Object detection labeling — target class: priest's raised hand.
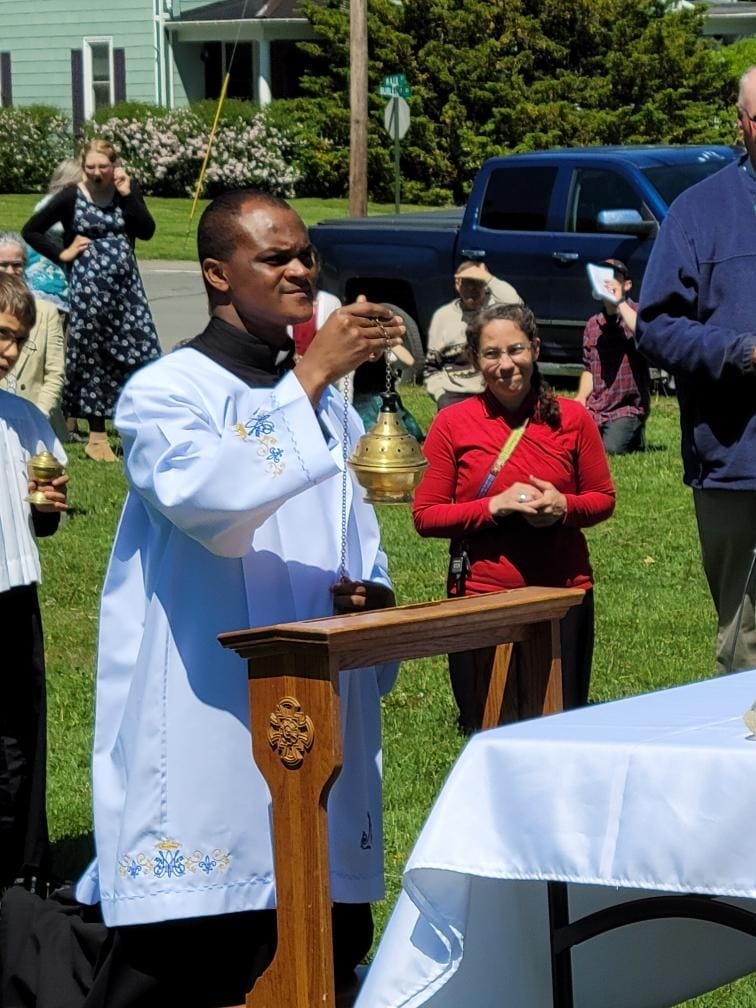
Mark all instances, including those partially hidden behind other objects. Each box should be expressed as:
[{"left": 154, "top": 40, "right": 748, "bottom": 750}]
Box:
[{"left": 295, "top": 299, "right": 406, "bottom": 406}]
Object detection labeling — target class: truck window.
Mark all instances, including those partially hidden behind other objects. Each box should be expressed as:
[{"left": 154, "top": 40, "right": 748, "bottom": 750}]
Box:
[
  {"left": 568, "top": 169, "right": 644, "bottom": 233},
  {"left": 479, "top": 166, "right": 557, "bottom": 231},
  {"left": 641, "top": 160, "right": 735, "bottom": 207}
]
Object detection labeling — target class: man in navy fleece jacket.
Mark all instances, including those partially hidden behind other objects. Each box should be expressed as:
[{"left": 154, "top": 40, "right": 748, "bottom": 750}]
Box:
[{"left": 637, "top": 68, "right": 756, "bottom": 676}]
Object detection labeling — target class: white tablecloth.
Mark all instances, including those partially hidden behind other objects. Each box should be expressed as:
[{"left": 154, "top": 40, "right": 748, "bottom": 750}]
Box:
[{"left": 358, "top": 671, "right": 756, "bottom": 1007}]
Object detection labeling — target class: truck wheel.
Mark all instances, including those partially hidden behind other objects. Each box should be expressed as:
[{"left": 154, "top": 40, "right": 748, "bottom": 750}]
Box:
[{"left": 381, "top": 302, "right": 425, "bottom": 385}]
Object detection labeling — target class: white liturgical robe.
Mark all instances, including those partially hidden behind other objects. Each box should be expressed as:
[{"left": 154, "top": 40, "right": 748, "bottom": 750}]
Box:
[
  {"left": 76, "top": 349, "right": 397, "bottom": 927},
  {"left": 0, "top": 388, "right": 66, "bottom": 592}
]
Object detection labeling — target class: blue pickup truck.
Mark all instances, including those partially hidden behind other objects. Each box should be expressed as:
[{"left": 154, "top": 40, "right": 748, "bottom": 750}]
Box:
[{"left": 310, "top": 145, "right": 738, "bottom": 373}]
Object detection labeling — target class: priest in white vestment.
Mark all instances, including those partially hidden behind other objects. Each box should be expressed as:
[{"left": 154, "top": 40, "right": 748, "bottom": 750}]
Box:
[{"left": 74, "top": 190, "right": 407, "bottom": 1007}]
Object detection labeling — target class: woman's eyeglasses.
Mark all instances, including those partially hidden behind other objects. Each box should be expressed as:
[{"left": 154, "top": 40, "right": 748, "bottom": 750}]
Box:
[
  {"left": 0, "top": 329, "right": 28, "bottom": 348},
  {"left": 478, "top": 343, "right": 531, "bottom": 362}
]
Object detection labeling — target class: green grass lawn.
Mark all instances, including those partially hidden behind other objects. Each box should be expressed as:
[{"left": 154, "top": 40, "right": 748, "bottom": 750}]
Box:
[
  {"left": 36, "top": 385, "right": 754, "bottom": 1006},
  {"left": 0, "top": 194, "right": 431, "bottom": 260}
]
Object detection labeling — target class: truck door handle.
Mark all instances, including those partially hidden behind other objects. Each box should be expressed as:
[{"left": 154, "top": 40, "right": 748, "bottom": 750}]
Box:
[
  {"left": 552, "top": 251, "right": 580, "bottom": 263},
  {"left": 460, "top": 249, "right": 486, "bottom": 260}
]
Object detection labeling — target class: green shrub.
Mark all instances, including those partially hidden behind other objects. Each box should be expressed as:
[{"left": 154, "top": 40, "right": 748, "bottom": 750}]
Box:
[
  {"left": 266, "top": 98, "right": 351, "bottom": 198},
  {"left": 0, "top": 95, "right": 464, "bottom": 202},
  {"left": 90, "top": 101, "right": 165, "bottom": 125},
  {"left": 402, "top": 182, "right": 454, "bottom": 207},
  {"left": 190, "top": 98, "right": 261, "bottom": 127},
  {"left": 0, "top": 106, "right": 73, "bottom": 193}
]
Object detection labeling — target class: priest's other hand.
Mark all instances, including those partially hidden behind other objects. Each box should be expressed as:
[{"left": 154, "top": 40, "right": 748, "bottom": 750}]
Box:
[{"left": 331, "top": 578, "right": 396, "bottom": 613}]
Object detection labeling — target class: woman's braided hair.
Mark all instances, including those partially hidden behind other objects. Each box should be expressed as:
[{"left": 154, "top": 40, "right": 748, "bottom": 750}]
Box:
[{"left": 466, "top": 302, "right": 560, "bottom": 429}]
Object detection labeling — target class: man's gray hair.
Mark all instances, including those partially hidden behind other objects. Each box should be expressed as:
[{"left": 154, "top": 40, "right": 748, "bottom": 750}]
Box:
[
  {"left": 0, "top": 231, "right": 28, "bottom": 263},
  {"left": 737, "top": 66, "right": 756, "bottom": 106}
]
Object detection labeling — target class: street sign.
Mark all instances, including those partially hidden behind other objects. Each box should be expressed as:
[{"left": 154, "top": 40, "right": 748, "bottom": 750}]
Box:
[
  {"left": 384, "top": 96, "right": 410, "bottom": 140},
  {"left": 378, "top": 72, "right": 412, "bottom": 99},
  {"left": 383, "top": 95, "right": 410, "bottom": 213}
]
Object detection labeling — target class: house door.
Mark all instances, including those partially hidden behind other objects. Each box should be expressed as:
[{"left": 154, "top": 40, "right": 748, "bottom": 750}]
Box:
[{"left": 203, "top": 42, "right": 253, "bottom": 100}]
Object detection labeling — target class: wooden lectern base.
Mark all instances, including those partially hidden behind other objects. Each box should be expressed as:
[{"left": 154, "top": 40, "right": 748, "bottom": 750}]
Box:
[{"left": 219, "top": 586, "right": 583, "bottom": 1007}]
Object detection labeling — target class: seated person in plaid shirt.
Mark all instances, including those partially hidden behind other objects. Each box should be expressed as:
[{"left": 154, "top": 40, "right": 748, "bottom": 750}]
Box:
[{"left": 575, "top": 258, "right": 650, "bottom": 455}]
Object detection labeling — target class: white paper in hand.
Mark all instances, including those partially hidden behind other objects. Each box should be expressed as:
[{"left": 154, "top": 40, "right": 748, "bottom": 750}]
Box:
[{"left": 586, "top": 263, "right": 619, "bottom": 303}]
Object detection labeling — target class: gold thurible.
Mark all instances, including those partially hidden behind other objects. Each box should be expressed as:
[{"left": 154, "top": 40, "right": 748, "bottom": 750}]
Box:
[{"left": 349, "top": 391, "right": 427, "bottom": 505}]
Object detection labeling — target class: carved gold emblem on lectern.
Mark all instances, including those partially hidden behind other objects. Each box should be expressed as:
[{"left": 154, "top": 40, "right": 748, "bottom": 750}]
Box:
[{"left": 268, "top": 696, "right": 315, "bottom": 768}]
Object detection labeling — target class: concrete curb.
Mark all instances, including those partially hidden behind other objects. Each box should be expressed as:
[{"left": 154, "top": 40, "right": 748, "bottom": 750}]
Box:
[{"left": 140, "top": 259, "right": 200, "bottom": 272}]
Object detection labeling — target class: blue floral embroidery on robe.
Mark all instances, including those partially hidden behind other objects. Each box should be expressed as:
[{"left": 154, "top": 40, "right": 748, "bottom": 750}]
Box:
[
  {"left": 153, "top": 845, "right": 186, "bottom": 878},
  {"left": 118, "top": 838, "right": 231, "bottom": 882},
  {"left": 233, "top": 409, "right": 286, "bottom": 475}
]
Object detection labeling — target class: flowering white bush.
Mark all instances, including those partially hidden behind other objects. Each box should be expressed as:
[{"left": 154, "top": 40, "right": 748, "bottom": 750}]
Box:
[
  {"left": 202, "top": 118, "right": 299, "bottom": 196},
  {"left": 0, "top": 107, "right": 72, "bottom": 193},
  {"left": 85, "top": 107, "right": 301, "bottom": 197},
  {"left": 0, "top": 102, "right": 304, "bottom": 196}
]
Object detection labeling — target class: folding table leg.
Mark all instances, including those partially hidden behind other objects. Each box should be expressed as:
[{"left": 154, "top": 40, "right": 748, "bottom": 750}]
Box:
[{"left": 548, "top": 881, "right": 574, "bottom": 1008}]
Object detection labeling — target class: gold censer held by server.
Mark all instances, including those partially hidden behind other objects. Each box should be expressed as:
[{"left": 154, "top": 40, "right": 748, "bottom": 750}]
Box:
[{"left": 25, "top": 451, "right": 65, "bottom": 512}]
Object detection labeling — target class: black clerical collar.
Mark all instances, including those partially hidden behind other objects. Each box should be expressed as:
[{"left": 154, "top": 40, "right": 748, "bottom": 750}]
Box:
[{"left": 186, "top": 315, "right": 295, "bottom": 388}]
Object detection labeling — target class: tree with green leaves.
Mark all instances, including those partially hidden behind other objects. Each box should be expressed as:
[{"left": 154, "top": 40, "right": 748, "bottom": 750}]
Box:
[{"left": 284, "top": 0, "right": 737, "bottom": 203}]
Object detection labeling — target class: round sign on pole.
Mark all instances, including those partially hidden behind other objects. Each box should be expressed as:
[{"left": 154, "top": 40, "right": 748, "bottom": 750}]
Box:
[{"left": 384, "top": 96, "right": 410, "bottom": 140}]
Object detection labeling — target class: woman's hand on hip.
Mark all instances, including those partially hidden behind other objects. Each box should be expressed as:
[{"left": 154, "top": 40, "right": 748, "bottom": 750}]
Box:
[{"left": 59, "top": 235, "right": 91, "bottom": 263}]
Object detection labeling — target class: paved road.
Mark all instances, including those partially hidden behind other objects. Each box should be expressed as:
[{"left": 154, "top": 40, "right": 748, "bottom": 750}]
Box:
[{"left": 139, "top": 259, "right": 206, "bottom": 353}]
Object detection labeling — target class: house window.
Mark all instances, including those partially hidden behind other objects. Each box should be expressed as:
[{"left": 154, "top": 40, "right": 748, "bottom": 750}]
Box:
[
  {"left": 83, "top": 38, "right": 114, "bottom": 118},
  {"left": 202, "top": 42, "right": 252, "bottom": 100}
]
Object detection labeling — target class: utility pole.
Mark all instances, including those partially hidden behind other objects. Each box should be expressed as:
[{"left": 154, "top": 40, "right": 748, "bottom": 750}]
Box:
[{"left": 349, "top": 0, "right": 368, "bottom": 217}]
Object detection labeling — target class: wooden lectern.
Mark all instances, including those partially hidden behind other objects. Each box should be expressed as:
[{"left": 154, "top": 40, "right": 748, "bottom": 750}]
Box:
[{"left": 219, "top": 585, "right": 583, "bottom": 1008}]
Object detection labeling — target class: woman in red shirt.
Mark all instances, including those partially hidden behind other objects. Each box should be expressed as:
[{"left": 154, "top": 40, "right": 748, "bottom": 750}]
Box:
[{"left": 413, "top": 303, "right": 615, "bottom": 732}]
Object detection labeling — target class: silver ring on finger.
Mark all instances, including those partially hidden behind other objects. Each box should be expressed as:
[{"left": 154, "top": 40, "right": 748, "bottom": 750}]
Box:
[{"left": 517, "top": 493, "right": 529, "bottom": 503}]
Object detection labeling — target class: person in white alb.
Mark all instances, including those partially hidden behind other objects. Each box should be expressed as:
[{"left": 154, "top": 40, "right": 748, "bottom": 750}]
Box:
[
  {"left": 73, "top": 189, "right": 406, "bottom": 1007},
  {"left": 0, "top": 273, "right": 68, "bottom": 895}
]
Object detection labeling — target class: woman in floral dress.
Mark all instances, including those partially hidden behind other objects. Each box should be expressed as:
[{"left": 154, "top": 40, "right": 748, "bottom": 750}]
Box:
[{"left": 23, "top": 140, "right": 160, "bottom": 461}]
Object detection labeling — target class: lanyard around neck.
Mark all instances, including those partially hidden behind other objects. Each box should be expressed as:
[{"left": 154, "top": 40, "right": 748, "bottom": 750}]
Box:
[{"left": 476, "top": 420, "right": 528, "bottom": 498}]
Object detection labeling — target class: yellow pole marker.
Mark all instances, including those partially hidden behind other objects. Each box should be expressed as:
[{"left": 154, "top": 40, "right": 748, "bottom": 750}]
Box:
[{"left": 187, "top": 71, "right": 230, "bottom": 231}]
